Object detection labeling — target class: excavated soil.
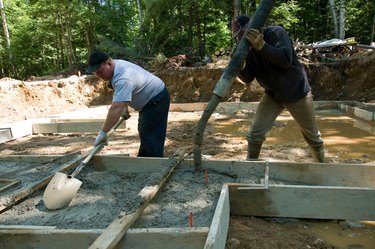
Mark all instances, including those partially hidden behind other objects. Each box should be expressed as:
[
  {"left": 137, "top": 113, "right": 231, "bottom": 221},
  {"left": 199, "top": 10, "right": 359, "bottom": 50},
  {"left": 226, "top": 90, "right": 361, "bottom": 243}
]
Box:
[{"left": 1, "top": 52, "right": 375, "bottom": 249}]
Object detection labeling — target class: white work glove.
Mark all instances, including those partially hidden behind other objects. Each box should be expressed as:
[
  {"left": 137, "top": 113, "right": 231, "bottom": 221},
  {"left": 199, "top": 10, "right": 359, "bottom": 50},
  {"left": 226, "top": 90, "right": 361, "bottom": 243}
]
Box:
[{"left": 94, "top": 129, "right": 108, "bottom": 146}]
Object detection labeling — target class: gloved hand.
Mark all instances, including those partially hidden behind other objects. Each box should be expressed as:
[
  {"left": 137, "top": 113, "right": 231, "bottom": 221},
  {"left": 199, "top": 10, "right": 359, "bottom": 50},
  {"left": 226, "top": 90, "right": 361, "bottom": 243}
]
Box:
[
  {"left": 94, "top": 129, "right": 108, "bottom": 146},
  {"left": 245, "top": 28, "right": 265, "bottom": 51}
]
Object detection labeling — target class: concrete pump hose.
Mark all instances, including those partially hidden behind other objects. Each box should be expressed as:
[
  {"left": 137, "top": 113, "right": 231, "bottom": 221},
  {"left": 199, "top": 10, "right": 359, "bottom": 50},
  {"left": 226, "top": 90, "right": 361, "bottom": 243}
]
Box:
[{"left": 193, "top": 0, "right": 276, "bottom": 170}]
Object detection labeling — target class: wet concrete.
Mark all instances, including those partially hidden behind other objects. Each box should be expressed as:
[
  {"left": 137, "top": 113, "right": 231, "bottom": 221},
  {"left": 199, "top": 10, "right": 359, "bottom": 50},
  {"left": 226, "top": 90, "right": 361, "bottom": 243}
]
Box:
[{"left": 210, "top": 109, "right": 375, "bottom": 162}]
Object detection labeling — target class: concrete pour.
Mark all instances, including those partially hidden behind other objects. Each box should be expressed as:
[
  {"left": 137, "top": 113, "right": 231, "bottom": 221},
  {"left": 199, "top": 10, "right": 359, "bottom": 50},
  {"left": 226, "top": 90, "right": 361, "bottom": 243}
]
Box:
[{"left": 0, "top": 162, "right": 235, "bottom": 229}]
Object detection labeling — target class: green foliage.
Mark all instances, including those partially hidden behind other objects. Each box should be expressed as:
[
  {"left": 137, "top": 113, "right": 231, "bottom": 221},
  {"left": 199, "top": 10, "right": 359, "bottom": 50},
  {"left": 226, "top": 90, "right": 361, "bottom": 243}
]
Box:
[
  {"left": 345, "top": 1, "right": 375, "bottom": 44},
  {"left": 269, "top": 0, "right": 300, "bottom": 30},
  {"left": 0, "top": 0, "right": 374, "bottom": 79}
]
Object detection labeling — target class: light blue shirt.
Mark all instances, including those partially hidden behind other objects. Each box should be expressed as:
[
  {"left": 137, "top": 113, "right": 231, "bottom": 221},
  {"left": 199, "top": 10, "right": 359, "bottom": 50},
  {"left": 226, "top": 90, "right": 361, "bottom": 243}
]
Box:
[{"left": 110, "top": 60, "right": 165, "bottom": 111}]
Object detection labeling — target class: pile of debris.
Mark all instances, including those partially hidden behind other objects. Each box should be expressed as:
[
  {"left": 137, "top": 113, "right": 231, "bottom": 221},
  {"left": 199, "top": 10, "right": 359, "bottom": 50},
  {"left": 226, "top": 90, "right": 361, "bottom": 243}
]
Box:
[{"left": 295, "top": 37, "right": 375, "bottom": 62}]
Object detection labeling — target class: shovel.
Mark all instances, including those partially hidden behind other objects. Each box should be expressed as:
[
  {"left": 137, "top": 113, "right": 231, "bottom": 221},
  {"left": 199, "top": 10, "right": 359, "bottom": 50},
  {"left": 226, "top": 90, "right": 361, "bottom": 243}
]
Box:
[{"left": 43, "top": 108, "right": 130, "bottom": 210}]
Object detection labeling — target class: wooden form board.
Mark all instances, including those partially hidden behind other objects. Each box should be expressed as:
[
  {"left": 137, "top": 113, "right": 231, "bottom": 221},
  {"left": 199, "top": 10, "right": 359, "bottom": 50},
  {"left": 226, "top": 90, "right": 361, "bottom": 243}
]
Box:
[
  {"left": 339, "top": 103, "right": 375, "bottom": 121},
  {"left": 169, "top": 101, "right": 342, "bottom": 112},
  {"left": 32, "top": 120, "right": 108, "bottom": 133},
  {"left": 0, "top": 227, "right": 209, "bottom": 249},
  {"left": 0, "top": 154, "right": 230, "bottom": 249},
  {"left": 0, "top": 128, "right": 12, "bottom": 144},
  {"left": 93, "top": 156, "right": 375, "bottom": 188},
  {"left": 188, "top": 159, "right": 375, "bottom": 188},
  {"left": 204, "top": 184, "right": 230, "bottom": 249},
  {"left": 1, "top": 154, "right": 374, "bottom": 248},
  {"left": 229, "top": 183, "right": 375, "bottom": 220}
]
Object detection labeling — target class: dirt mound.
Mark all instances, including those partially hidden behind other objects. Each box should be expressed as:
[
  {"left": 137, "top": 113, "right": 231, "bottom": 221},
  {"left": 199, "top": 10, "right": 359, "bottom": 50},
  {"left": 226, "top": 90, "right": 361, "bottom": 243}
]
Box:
[
  {"left": 306, "top": 51, "right": 375, "bottom": 102},
  {"left": 1, "top": 52, "right": 374, "bottom": 124}
]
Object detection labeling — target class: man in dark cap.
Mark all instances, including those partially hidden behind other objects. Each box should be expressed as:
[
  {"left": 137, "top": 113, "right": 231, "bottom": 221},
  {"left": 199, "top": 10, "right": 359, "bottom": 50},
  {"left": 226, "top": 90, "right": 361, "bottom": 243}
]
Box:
[
  {"left": 231, "top": 15, "right": 325, "bottom": 163},
  {"left": 87, "top": 51, "right": 170, "bottom": 157}
]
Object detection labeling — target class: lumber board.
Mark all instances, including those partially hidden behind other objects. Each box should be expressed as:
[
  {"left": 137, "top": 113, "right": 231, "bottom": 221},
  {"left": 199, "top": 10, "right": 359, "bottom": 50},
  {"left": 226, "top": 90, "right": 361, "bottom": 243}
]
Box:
[
  {"left": 88, "top": 150, "right": 185, "bottom": 249},
  {"left": 118, "top": 227, "right": 209, "bottom": 249},
  {"left": 32, "top": 121, "right": 105, "bottom": 133},
  {"left": 0, "top": 128, "right": 12, "bottom": 144},
  {"left": 95, "top": 157, "right": 375, "bottom": 187},
  {"left": 204, "top": 184, "right": 230, "bottom": 249},
  {"left": 183, "top": 159, "right": 375, "bottom": 188},
  {"left": 0, "top": 228, "right": 100, "bottom": 249},
  {"left": 0, "top": 179, "right": 21, "bottom": 192},
  {"left": 0, "top": 152, "right": 81, "bottom": 178},
  {"left": 0, "top": 154, "right": 71, "bottom": 163},
  {"left": 0, "top": 227, "right": 209, "bottom": 249},
  {"left": 229, "top": 183, "right": 375, "bottom": 220}
]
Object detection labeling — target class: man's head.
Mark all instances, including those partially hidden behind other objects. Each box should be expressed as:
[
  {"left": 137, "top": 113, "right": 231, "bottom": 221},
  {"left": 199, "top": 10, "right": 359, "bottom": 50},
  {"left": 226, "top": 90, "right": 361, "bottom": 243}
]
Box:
[
  {"left": 87, "top": 51, "right": 114, "bottom": 80},
  {"left": 231, "top": 15, "right": 251, "bottom": 41}
]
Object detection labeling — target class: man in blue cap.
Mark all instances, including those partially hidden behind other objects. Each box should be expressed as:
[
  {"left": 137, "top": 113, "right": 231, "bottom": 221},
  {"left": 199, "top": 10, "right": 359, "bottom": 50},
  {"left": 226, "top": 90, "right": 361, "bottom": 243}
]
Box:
[
  {"left": 87, "top": 51, "right": 170, "bottom": 157},
  {"left": 231, "top": 15, "right": 325, "bottom": 162}
]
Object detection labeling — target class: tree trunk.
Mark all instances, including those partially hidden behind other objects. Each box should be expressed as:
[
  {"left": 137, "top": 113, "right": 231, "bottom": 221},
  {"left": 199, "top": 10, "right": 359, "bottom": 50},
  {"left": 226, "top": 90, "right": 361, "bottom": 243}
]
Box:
[
  {"left": 328, "top": 0, "right": 339, "bottom": 38},
  {"left": 372, "top": 14, "right": 375, "bottom": 45},
  {"left": 0, "top": 0, "right": 12, "bottom": 62},
  {"left": 338, "top": 0, "right": 346, "bottom": 39},
  {"left": 58, "top": 7, "right": 76, "bottom": 71},
  {"left": 234, "top": 0, "right": 241, "bottom": 18},
  {"left": 136, "top": 0, "right": 142, "bottom": 23},
  {"left": 193, "top": 0, "right": 275, "bottom": 169}
]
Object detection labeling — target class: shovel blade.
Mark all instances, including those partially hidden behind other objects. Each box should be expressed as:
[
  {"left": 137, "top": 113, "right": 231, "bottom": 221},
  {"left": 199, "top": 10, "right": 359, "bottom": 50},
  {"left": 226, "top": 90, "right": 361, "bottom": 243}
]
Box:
[{"left": 43, "top": 172, "right": 82, "bottom": 210}]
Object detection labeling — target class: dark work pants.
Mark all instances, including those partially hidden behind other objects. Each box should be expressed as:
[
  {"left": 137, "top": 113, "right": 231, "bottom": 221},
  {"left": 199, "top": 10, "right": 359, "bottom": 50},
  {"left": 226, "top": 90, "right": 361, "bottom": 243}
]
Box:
[{"left": 137, "top": 87, "right": 170, "bottom": 157}]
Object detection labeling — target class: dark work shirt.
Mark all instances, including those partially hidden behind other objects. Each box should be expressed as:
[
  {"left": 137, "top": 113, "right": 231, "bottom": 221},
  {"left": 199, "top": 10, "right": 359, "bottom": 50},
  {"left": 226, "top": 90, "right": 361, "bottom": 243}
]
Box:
[{"left": 238, "top": 26, "right": 311, "bottom": 103}]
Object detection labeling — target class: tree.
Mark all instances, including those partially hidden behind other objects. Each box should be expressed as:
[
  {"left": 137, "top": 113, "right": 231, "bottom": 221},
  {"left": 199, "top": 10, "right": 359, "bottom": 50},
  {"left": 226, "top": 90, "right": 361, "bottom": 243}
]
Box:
[
  {"left": 0, "top": 0, "right": 12, "bottom": 75},
  {"left": 328, "top": 0, "right": 346, "bottom": 39}
]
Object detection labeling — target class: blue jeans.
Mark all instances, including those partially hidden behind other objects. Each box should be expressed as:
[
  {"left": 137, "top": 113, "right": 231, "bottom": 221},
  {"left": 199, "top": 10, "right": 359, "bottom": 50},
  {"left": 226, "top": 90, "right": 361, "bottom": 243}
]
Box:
[{"left": 137, "top": 87, "right": 170, "bottom": 157}]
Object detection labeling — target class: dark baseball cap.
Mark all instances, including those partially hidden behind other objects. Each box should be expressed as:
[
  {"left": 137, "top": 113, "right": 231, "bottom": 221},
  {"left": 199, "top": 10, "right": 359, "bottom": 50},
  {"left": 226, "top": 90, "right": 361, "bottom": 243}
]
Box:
[
  {"left": 231, "top": 15, "right": 251, "bottom": 39},
  {"left": 86, "top": 51, "right": 109, "bottom": 73}
]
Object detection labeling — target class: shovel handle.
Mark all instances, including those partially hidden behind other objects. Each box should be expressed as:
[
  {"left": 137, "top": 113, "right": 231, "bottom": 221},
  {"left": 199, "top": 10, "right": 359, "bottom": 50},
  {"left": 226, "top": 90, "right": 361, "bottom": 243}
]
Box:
[{"left": 69, "top": 114, "right": 127, "bottom": 178}]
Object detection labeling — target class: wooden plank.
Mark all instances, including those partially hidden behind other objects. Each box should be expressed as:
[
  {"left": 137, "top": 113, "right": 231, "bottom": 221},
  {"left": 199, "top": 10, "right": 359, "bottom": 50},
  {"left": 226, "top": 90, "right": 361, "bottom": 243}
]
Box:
[
  {"left": 0, "top": 228, "right": 100, "bottom": 249},
  {"left": 268, "top": 161, "right": 375, "bottom": 187},
  {"left": 0, "top": 128, "right": 12, "bottom": 144},
  {"left": 0, "top": 154, "right": 71, "bottom": 163},
  {"left": 118, "top": 227, "right": 209, "bottom": 249},
  {"left": 88, "top": 150, "right": 185, "bottom": 249},
  {"left": 229, "top": 183, "right": 375, "bottom": 220},
  {"left": 0, "top": 227, "right": 209, "bottom": 249},
  {"left": 0, "top": 179, "right": 21, "bottom": 192},
  {"left": 181, "top": 159, "right": 375, "bottom": 188},
  {"left": 32, "top": 121, "right": 106, "bottom": 133},
  {"left": 0, "top": 152, "right": 81, "bottom": 178},
  {"left": 204, "top": 184, "right": 230, "bottom": 249}
]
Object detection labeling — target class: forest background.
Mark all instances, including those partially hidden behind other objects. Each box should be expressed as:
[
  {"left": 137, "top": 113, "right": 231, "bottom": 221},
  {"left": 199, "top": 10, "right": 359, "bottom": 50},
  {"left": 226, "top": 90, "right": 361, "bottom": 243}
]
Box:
[{"left": 0, "top": 0, "right": 374, "bottom": 80}]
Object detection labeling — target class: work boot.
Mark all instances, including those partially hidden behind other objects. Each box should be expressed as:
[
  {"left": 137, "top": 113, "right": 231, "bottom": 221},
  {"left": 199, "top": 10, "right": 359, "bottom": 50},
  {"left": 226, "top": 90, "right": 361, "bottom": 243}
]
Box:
[
  {"left": 311, "top": 145, "right": 325, "bottom": 163},
  {"left": 247, "top": 142, "right": 262, "bottom": 161}
]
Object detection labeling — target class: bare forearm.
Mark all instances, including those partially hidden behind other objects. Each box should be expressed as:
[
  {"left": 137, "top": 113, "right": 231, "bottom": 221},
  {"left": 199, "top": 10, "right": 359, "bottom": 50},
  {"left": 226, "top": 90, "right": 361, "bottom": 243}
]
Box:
[{"left": 102, "top": 102, "right": 126, "bottom": 132}]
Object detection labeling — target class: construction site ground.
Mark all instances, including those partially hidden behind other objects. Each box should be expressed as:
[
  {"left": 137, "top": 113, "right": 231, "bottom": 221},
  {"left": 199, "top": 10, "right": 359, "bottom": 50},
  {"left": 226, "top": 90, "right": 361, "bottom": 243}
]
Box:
[{"left": 1, "top": 52, "right": 375, "bottom": 249}]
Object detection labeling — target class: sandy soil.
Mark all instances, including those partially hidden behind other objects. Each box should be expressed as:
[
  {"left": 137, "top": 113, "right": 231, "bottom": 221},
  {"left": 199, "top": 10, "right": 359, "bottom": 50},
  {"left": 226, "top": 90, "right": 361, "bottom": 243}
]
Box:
[{"left": 1, "top": 53, "right": 375, "bottom": 248}]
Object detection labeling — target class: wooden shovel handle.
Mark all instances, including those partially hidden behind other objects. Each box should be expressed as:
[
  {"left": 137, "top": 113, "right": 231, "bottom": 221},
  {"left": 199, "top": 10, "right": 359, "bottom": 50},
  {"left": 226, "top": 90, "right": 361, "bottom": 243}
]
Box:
[{"left": 70, "top": 115, "right": 127, "bottom": 178}]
